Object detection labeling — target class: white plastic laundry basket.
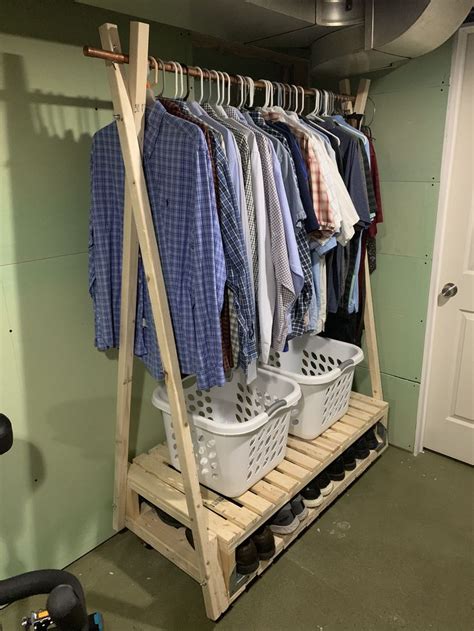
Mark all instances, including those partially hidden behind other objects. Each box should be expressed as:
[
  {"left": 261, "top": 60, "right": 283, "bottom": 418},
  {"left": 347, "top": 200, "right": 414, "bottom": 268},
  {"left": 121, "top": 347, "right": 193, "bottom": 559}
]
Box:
[
  {"left": 264, "top": 335, "right": 364, "bottom": 440},
  {"left": 152, "top": 368, "right": 301, "bottom": 498}
]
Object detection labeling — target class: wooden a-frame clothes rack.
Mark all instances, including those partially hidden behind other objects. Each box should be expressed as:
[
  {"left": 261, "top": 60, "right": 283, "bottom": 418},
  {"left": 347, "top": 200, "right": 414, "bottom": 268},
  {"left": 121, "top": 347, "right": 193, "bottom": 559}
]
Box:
[{"left": 84, "top": 21, "right": 388, "bottom": 620}]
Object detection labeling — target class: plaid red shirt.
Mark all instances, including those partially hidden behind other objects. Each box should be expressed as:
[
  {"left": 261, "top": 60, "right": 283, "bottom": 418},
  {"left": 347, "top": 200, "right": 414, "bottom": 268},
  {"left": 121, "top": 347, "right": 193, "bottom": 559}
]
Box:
[{"left": 263, "top": 112, "right": 335, "bottom": 234}]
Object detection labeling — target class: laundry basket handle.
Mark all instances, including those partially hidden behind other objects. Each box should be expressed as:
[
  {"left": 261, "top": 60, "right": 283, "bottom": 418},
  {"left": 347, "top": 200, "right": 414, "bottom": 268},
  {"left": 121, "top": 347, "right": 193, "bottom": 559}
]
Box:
[
  {"left": 265, "top": 399, "right": 287, "bottom": 417},
  {"left": 338, "top": 359, "right": 354, "bottom": 373}
]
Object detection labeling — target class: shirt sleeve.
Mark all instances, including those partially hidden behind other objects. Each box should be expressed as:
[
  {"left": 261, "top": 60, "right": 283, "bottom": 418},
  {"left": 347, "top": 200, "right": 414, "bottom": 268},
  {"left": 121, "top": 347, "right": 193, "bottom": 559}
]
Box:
[{"left": 190, "top": 147, "right": 227, "bottom": 390}]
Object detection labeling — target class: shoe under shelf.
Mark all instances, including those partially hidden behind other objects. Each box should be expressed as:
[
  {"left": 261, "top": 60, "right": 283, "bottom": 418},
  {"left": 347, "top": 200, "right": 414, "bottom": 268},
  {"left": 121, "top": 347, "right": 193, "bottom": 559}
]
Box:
[{"left": 125, "top": 392, "right": 388, "bottom": 587}]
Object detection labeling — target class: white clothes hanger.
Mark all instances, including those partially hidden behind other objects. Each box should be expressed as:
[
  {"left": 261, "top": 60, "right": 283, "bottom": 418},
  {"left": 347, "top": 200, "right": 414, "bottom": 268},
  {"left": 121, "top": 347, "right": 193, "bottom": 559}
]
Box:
[
  {"left": 298, "top": 86, "right": 305, "bottom": 115},
  {"left": 236, "top": 74, "right": 246, "bottom": 108},
  {"left": 222, "top": 72, "right": 231, "bottom": 106},
  {"left": 303, "top": 88, "right": 341, "bottom": 145},
  {"left": 245, "top": 76, "right": 255, "bottom": 108},
  {"left": 146, "top": 56, "right": 158, "bottom": 105},
  {"left": 168, "top": 61, "right": 182, "bottom": 99},
  {"left": 195, "top": 66, "right": 204, "bottom": 104}
]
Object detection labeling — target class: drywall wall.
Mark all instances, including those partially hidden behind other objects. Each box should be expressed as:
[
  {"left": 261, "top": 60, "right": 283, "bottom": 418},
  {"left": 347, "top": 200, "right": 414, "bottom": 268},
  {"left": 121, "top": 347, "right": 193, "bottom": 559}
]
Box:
[
  {"left": 354, "top": 40, "right": 453, "bottom": 451},
  {"left": 0, "top": 0, "right": 284, "bottom": 579}
]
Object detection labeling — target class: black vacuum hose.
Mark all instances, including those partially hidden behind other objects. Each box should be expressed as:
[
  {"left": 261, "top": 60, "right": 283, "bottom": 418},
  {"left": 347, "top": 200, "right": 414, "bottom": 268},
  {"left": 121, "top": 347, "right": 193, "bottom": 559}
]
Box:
[{"left": 0, "top": 570, "right": 88, "bottom": 631}]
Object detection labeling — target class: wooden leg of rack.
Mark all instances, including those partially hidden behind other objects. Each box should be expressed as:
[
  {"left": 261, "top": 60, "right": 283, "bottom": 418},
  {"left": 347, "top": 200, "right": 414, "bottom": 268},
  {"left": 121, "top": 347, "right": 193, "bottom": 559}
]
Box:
[
  {"left": 339, "top": 78, "right": 353, "bottom": 114},
  {"left": 100, "top": 22, "right": 148, "bottom": 532},
  {"left": 203, "top": 533, "right": 228, "bottom": 620},
  {"left": 126, "top": 481, "right": 140, "bottom": 521},
  {"left": 99, "top": 20, "right": 226, "bottom": 619},
  {"left": 364, "top": 254, "right": 383, "bottom": 400}
]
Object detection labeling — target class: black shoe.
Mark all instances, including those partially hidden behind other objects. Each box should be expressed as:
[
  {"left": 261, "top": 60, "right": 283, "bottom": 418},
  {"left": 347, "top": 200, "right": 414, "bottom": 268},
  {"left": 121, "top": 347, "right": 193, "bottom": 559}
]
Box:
[
  {"left": 155, "top": 507, "right": 183, "bottom": 528},
  {"left": 251, "top": 526, "right": 275, "bottom": 560},
  {"left": 315, "top": 471, "right": 334, "bottom": 496},
  {"left": 327, "top": 457, "right": 345, "bottom": 481},
  {"left": 290, "top": 494, "right": 309, "bottom": 521},
  {"left": 185, "top": 527, "right": 194, "bottom": 549},
  {"left": 364, "top": 427, "right": 379, "bottom": 450},
  {"left": 354, "top": 436, "right": 370, "bottom": 460},
  {"left": 301, "top": 481, "right": 324, "bottom": 508},
  {"left": 236, "top": 539, "right": 260, "bottom": 575},
  {"left": 342, "top": 446, "right": 356, "bottom": 471}
]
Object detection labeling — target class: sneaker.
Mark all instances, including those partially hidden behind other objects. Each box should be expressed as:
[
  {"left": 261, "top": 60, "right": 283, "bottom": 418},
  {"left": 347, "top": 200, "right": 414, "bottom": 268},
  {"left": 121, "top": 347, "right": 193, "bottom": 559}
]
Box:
[
  {"left": 342, "top": 447, "right": 357, "bottom": 471},
  {"left": 290, "top": 494, "right": 309, "bottom": 521},
  {"left": 354, "top": 436, "right": 370, "bottom": 460},
  {"left": 236, "top": 539, "right": 260, "bottom": 575},
  {"left": 269, "top": 503, "right": 299, "bottom": 535},
  {"left": 364, "top": 427, "right": 379, "bottom": 450},
  {"left": 327, "top": 457, "right": 345, "bottom": 481},
  {"left": 251, "top": 526, "right": 275, "bottom": 560},
  {"left": 301, "top": 481, "right": 324, "bottom": 508},
  {"left": 315, "top": 471, "right": 334, "bottom": 496}
]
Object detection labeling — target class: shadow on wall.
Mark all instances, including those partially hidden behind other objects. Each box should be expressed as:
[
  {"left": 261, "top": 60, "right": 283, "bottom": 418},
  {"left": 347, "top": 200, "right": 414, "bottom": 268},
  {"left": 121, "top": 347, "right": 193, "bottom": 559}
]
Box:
[{"left": 0, "top": 52, "right": 161, "bottom": 576}]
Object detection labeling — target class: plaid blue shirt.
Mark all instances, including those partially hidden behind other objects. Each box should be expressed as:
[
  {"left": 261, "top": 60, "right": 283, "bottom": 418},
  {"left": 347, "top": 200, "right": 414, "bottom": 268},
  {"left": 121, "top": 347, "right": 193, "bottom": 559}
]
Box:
[
  {"left": 170, "top": 101, "right": 257, "bottom": 373},
  {"left": 89, "top": 101, "right": 227, "bottom": 390}
]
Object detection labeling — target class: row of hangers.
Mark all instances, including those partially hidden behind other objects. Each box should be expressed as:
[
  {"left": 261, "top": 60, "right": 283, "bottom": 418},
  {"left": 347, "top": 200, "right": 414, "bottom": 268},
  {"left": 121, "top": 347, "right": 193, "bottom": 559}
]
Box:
[{"left": 147, "top": 57, "right": 342, "bottom": 117}]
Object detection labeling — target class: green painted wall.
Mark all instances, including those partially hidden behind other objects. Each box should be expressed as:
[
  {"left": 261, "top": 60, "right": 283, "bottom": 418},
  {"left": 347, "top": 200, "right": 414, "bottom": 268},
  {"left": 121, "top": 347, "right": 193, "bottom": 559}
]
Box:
[
  {"left": 0, "top": 0, "right": 283, "bottom": 579},
  {"left": 354, "top": 40, "right": 453, "bottom": 451}
]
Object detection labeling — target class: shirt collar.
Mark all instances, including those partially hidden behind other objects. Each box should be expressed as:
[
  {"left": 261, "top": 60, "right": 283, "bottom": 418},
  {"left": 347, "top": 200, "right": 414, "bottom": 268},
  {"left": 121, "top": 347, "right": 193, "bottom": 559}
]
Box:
[{"left": 144, "top": 100, "right": 167, "bottom": 157}]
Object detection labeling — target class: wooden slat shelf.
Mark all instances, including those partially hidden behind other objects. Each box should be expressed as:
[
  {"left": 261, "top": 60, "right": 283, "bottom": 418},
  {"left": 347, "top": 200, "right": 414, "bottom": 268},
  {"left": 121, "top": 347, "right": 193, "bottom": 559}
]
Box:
[
  {"left": 126, "top": 391, "right": 388, "bottom": 607},
  {"left": 230, "top": 440, "right": 388, "bottom": 601}
]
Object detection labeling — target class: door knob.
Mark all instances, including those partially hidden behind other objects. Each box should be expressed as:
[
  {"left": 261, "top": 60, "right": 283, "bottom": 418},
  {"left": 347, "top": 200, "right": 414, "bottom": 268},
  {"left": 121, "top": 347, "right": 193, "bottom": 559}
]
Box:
[{"left": 441, "top": 282, "right": 458, "bottom": 298}]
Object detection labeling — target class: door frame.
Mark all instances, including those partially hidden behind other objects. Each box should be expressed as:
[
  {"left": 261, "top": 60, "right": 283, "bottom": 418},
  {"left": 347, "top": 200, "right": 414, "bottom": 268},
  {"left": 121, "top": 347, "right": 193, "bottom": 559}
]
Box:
[{"left": 415, "top": 24, "right": 474, "bottom": 456}]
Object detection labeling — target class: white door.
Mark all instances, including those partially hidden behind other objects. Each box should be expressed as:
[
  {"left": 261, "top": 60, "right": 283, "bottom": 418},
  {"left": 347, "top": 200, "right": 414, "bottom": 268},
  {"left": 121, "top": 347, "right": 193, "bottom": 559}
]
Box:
[{"left": 419, "top": 26, "right": 474, "bottom": 464}]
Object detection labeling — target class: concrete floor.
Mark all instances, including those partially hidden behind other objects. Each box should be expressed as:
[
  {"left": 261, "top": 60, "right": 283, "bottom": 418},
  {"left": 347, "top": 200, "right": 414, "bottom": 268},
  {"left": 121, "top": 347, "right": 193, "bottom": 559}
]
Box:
[{"left": 1, "top": 447, "right": 473, "bottom": 630}]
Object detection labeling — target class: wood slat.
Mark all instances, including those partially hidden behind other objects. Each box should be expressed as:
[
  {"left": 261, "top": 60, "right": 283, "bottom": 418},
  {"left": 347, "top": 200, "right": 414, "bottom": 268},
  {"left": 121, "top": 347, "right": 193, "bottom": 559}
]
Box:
[
  {"left": 276, "top": 459, "right": 309, "bottom": 481},
  {"left": 349, "top": 399, "right": 383, "bottom": 416},
  {"left": 324, "top": 429, "right": 347, "bottom": 445},
  {"left": 135, "top": 453, "right": 259, "bottom": 530},
  {"left": 350, "top": 392, "right": 387, "bottom": 408},
  {"left": 331, "top": 421, "right": 357, "bottom": 438},
  {"left": 312, "top": 436, "right": 341, "bottom": 452},
  {"left": 251, "top": 479, "right": 286, "bottom": 504},
  {"left": 264, "top": 469, "right": 299, "bottom": 493},
  {"left": 339, "top": 414, "right": 366, "bottom": 429},
  {"left": 346, "top": 407, "right": 373, "bottom": 422},
  {"left": 128, "top": 463, "right": 191, "bottom": 527},
  {"left": 128, "top": 463, "right": 241, "bottom": 545},
  {"left": 235, "top": 490, "right": 274, "bottom": 516},
  {"left": 286, "top": 437, "right": 328, "bottom": 461},
  {"left": 150, "top": 444, "right": 273, "bottom": 518},
  {"left": 126, "top": 507, "right": 201, "bottom": 582},
  {"left": 285, "top": 446, "right": 320, "bottom": 471}
]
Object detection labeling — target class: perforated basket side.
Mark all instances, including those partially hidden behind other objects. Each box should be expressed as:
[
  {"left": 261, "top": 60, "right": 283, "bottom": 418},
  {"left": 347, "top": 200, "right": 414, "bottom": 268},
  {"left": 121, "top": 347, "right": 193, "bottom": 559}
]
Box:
[{"left": 321, "top": 370, "right": 354, "bottom": 427}]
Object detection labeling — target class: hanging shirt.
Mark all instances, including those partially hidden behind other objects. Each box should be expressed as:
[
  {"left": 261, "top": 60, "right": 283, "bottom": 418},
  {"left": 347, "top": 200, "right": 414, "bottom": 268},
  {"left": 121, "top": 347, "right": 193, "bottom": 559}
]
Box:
[
  {"left": 247, "top": 111, "right": 313, "bottom": 338},
  {"left": 207, "top": 104, "right": 274, "bottom": 363},
  {"left": 161, "top": 99, "right": 257, "bottom": 376},
  {"left": 263, "top": 111, "right": 336, "bottom": 234},
  {"left": 230, "top": 111, "right": 296, "bottom": 351},
  {"left": 89, "top": 101, "right": 226, "bottom": 390},
  {"left": 320, "top": 120, "right": 371, "bottom": 228},
  {"left": 266, "top": 120, "right": 320, "bottom": 234}
]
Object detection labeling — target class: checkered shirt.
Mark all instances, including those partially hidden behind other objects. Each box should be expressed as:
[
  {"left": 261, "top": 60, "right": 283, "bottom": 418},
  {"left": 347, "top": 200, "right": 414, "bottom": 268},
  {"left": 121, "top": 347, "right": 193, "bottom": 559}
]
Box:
[
  {"left": 89, "top": 101, "right": 226, "bottom": 390},
  {"left": 263, "top": 111, "right": 335, "bottom": 235}
]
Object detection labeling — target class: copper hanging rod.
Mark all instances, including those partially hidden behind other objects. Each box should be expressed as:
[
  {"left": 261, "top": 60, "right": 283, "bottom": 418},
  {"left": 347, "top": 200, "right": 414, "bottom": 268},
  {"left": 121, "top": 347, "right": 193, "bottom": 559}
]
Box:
[{"left": 82, "top": 45, "right": 355, "bottom": 101}]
